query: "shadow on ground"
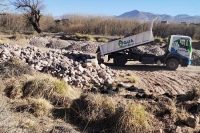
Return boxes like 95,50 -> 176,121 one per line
105,63 -> 167,71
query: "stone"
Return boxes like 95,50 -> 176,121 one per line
186,115 -> 199,128
82,62 -> 92,68
154,129 -> 163,133
105,77 -> 114,85
100,64 -> 106,69
35,65 -> 43,71
98,71 -> 107,79
78,65 -> 84,73
63,77 -> 69,83
11,50 -> 21,57
118,82 -> 132,88
175,126 -> 182,133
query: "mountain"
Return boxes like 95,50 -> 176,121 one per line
118,10 -> 200,23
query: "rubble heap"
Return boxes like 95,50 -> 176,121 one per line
0,44 -> 116,87
29,36 -> 100,53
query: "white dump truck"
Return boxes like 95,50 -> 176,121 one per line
97,21 -> 193,70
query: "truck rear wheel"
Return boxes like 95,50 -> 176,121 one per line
113,55 -> 127,66
166,58 -> 179,70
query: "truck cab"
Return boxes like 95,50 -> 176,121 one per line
164,35 -> 192,70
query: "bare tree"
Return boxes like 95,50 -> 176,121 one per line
12,0 -> 44,33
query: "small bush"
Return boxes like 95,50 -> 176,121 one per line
70,94 -> 116,130
0,58 -> 32,78
28,98 -> 53,117
114,103 -> 152,133
14,98 -> 53,117
4,74 -> 79,107
22,75 -> 79,106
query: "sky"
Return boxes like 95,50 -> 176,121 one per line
42,0 -> 200,17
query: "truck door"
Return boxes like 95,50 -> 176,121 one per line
169,36 -> 192,60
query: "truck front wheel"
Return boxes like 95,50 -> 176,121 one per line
113,55 -> 127,66
166,58 -> 179,70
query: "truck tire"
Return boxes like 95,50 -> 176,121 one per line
113,55 -> 127,66
166,58 -> 179,70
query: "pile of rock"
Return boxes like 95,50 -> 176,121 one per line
64,41 -> 100,53
81,43 -> 99,53
29,36 -> 100,53
29,37 -> 50,47
0,44 -> 116,88
29,37 -> 71,49
131,44 -> 166,56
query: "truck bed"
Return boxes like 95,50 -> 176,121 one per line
99,30 -> 154,55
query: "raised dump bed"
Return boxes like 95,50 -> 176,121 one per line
99,30 -> 154,56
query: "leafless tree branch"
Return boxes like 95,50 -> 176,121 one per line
12,0 -> 44,33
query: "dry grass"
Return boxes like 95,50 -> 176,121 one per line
71,94 -> 116,122
0,94 -> 26,132
127,75 -> 139,84
75,33 -> 96,42
118,74 -> 140,85
70,93 -> 117,132
18,118 -> 36,129
96,37 -> 109,43
4,72 -> 80,107
176,108 -> 190,124
1,13 -> 200,39
28,98 -> 53,117
114,103 -> 152,133
0,79 -> 5,93
0,57 -> 32,78
13,98 -> 53,117
21,74 -> 80,107
22,74 -> 79,98
0,34 -> 30,46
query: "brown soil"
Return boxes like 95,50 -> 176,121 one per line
112,64 -> 200,95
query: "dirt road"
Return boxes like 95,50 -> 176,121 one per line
109,64 -> 200,95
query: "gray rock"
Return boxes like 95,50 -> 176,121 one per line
186,115 -> 199,128
175,126 -> 182,133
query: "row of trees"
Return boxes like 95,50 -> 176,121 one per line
0,0 -> 200,40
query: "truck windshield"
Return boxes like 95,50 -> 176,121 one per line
174,38 -> 192,52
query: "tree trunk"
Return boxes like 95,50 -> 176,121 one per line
28,14 -> 42,33
31,21 -> 41,33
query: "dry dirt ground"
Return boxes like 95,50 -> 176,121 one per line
109,63 -> 200,95
1,33 -> 200,132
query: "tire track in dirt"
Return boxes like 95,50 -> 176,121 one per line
134,70 -> 200,95
116,66 -> 200,95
